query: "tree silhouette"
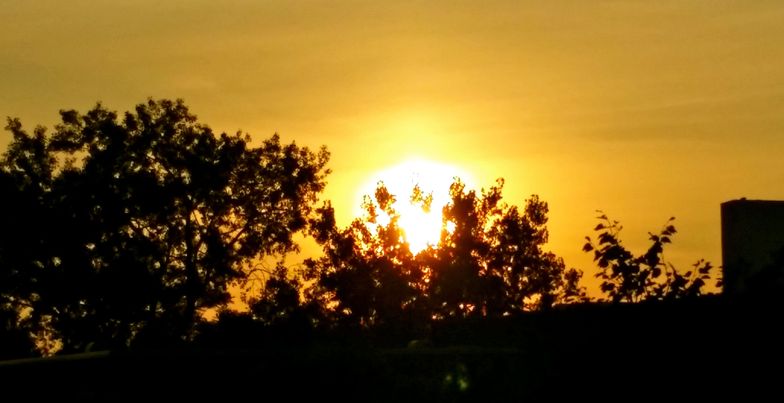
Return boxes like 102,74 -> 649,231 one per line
304,187 -> 428,333
583,213 -> 716,303
427,179 -> 585,317
305,178 -> 586,336
0,99 -> 330,351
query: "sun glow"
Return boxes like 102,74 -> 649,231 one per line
356,159 -> 475,254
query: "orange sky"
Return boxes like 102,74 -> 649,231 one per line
3,1 -> 784,292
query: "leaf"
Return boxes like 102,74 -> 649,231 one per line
582,243 -> 594,252
594,223 -> 605,231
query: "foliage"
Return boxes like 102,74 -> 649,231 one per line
0,97 -> 728,356
428,180 -> 585,317
0,99 -> 329,351
305,178 -> 586,333
304,188 -> 429,331
583,213 -> 715,303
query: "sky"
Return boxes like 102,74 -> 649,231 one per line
2,1 -> 784,292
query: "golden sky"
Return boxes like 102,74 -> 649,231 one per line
3,1 -> 784,291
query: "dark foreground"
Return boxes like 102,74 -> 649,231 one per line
2,297 -> 782,401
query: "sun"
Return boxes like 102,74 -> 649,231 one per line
356,159 -> 475,254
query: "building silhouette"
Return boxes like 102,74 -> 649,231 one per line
721,199 -> 784,295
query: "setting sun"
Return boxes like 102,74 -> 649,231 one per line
356,159 -> 475,254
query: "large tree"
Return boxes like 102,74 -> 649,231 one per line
427,179 -> 585,317
0,99 -> 329,351
305,179 -> 586,334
